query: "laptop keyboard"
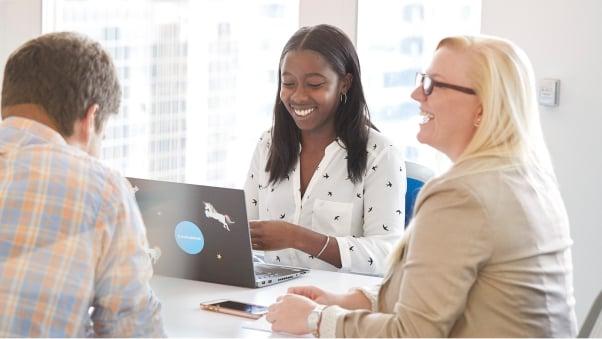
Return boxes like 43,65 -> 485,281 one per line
254,264 -> 287,276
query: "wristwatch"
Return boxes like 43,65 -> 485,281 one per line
307,304 -> 327,337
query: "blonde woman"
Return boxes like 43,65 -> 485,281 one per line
265,35 -> 578,337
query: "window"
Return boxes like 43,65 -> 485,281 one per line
358,0 -> 481,173
44,0 -> 299,187
43,0 -> 480,183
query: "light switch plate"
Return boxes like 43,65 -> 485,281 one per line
538,79 -> 560,106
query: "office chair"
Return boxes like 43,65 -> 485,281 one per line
579,290 -> 602,337
404,161 -> 435,228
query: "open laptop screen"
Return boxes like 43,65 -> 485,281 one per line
127,177 -> 257,287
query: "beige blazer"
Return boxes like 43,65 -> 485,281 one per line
321,159 -> 578,337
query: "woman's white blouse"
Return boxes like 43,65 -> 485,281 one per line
244,129 -> 406,275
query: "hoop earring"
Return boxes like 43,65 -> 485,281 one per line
340,92 -> 348,104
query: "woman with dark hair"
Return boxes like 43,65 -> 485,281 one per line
244,24 -> 406,275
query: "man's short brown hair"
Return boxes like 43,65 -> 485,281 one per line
1,32 -> 121,136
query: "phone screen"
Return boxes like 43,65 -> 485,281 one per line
214,300 -> 268,315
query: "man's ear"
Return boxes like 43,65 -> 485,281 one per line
80,104 -> 99,142
70,104 -> 98,146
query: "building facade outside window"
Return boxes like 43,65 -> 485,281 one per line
358,0 -> 481,172
44,0 -> 299,187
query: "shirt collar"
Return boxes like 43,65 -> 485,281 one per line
298,137 -> 344,155
1,116 -> 68,147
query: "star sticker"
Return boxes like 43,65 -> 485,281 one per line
217,253 -> 222,260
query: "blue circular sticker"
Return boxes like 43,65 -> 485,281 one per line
174,221 -> 204,255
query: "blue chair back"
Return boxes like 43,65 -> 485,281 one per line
405,161 -> 435,227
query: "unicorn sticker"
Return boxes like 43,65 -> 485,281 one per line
145,246 -> 162,264
203,201 -> 234,231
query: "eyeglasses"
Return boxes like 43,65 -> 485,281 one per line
415,73 -> 476,96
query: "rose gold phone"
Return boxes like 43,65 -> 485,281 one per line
200,299 -> 268,320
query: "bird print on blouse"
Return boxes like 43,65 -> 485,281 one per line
244,129 -> 406,274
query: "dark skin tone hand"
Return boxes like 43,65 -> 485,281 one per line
250,220 -> 341,268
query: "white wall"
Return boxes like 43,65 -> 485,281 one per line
482,0 -> 602,324
299,0 -> 358,44
0,0 -> 43,92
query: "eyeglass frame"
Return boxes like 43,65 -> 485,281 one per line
415,72 -> 476,96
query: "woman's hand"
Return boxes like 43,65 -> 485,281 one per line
249,220 -> 298,250
266,294 -> 317,335
287,285 -> 339,306
288,285 -> 371,310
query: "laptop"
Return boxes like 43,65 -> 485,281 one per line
126,177 -> 309,288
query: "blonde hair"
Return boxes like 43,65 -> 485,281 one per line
387,35 -> 557,269
439,35 -> 555,178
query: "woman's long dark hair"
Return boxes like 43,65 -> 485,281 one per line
266,24 -> 374,185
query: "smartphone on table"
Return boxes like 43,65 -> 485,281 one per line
200,299 -> 268,320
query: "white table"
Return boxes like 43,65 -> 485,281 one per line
150,270 -> 381,337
